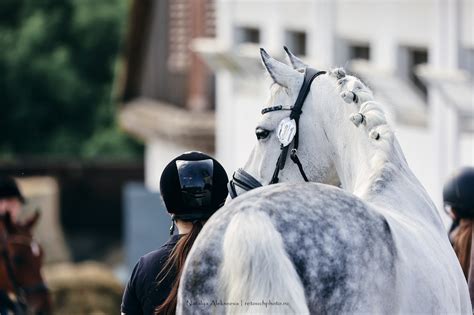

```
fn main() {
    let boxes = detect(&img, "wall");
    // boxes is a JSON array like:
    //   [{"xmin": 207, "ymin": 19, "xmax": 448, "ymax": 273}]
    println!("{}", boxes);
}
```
[
  {"xmin": 145, "ymin": 138, "xmax": 195, "ymax": 191},
  {"xmin": 212, "ymin": 0, "xmax": 473, "ymax": 215}
]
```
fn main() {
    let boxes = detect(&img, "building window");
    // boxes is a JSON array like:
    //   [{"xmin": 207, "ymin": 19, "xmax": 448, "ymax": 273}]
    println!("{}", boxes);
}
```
[
  {"xmin": 459, "ymin": 48, "xmax": 474, "ymax": 76},
  {"xmin": 236, "ymin": 26, "xmax": 260, "ymax": 44},
  {"xmin": 167, "ymin": 0, "xmax": 215, "ymax": 74},
  {"xmin": 408, "ymin": 48, "xmax": 428, "ymax": 97},
  {"xmin": 350, "ymin": 44, "xmax": 370, "ymax": 60},
  {"xmin": 168, "ymin": 0, "xmax": 191, "ymax": 72},
  {"xmin": 285, "ymin": 30, "xmax": 307, "ymax": 56}
]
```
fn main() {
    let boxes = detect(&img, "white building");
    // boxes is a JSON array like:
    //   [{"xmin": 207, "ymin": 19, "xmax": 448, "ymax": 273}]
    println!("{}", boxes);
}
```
[{"xmin": 193, "ymin": 0, "xmax": 474, "ymax": 217}]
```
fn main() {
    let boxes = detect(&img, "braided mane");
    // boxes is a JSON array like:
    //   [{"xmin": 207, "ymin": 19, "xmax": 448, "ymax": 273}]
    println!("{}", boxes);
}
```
[
  {"xmin": 330, "ymin": 68, "xmax": 394, "ymax": 149},
  {"xmin": 328, "ymin": 68, "xmax": 399, "ymax": 194}
]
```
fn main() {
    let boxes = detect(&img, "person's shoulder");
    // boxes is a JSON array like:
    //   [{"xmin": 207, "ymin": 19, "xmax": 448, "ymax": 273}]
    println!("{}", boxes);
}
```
[
  {"xmin": 139, "ymin": 236, "xmax": 180, "ymax": 268},
  {"xmin": 141, "ymin": 248, "xmax": 169, "ymax": 265}
]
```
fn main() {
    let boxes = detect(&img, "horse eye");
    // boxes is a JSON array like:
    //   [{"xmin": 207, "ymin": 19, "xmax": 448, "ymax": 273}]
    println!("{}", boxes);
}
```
[{"xmin": 255, "ymin": 128, "xmax": 270, "ymax": 140}]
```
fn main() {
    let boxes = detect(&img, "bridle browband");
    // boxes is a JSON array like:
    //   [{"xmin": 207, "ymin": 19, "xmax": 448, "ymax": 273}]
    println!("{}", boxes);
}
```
[{"xmin": 228, "ymin": 68, "xmax": 326, "ymax": 199}]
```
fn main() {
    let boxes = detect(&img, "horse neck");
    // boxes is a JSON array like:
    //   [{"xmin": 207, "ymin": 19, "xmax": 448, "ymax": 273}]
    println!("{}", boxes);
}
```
[
  {"xmin": 365, "ymin": 140, "xmax": 444, "ymax": 232},
  {"xmin": 317, "ymin": 95, "xmax": 445, "ymax": 233}
]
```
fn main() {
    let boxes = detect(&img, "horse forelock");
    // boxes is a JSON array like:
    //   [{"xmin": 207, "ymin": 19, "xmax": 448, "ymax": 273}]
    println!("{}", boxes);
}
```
[
  {"xmin": 266, "ymin": 74, "xmax": 304, "ymax": 107},
  {"xmin": 268, "ymin": 83, "xmax": 288, "ymax": 104}
]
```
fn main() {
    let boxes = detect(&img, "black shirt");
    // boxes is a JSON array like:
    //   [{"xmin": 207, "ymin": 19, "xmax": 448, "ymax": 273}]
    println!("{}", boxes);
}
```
[{"xmin": 121, "ymin": 235, "xmax": 181, "ymax": 315}]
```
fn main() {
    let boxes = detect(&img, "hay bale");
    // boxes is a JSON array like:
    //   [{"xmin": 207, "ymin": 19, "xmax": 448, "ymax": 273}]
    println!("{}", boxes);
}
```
[{"xmin": 43, "ymin": 262, "xmax": 123, "ymax": 315}]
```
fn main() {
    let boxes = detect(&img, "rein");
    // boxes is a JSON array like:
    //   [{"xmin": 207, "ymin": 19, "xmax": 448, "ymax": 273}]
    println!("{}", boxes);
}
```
[{"xmin": 228, "ymin": 68, "xmax": 326, "ymax": 199}]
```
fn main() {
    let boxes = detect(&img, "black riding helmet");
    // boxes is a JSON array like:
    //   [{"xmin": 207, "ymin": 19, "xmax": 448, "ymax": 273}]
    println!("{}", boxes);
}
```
[
  {"xmin": 160, "ymin": 151, "xmax": 228, "ymax": 221},
  {"xmin": 443, "ymin": 167, "xmax": 474, "ymax": 218},
  {"xmin": 0, "ymin": 176, "xmax": 25, "ymax": 203}
]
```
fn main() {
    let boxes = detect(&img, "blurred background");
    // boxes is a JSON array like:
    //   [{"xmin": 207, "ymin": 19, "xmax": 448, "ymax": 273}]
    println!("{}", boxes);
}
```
[{"xmin": 0, "ymin": 0, "xmax": 472, "ymax": 313}]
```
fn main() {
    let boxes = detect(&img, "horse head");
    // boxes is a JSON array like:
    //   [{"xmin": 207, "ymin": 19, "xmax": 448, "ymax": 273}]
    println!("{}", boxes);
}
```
[
  {"xmin": 0, "ymin": 211, "xmax": 52, "ymax": 314},
  {"xmin": 228, "ymin": 47, "xmax": 402, "ymax": 200}
]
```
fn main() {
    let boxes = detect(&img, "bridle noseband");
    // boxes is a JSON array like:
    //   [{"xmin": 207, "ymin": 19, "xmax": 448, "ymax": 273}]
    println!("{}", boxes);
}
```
[{"xmin": 228, "ymin": 68, "xmax": 326, "ymax": 199}]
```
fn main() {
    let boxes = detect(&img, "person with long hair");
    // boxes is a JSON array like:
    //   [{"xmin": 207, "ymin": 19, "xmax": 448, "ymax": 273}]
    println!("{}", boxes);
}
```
[
  {"xmin": 121, "ymin": 152, "xmax": 229, "ymax": 315},
  {"xmin": 444, "ymin": 167, "xmax": 474, "ymax": 280}
]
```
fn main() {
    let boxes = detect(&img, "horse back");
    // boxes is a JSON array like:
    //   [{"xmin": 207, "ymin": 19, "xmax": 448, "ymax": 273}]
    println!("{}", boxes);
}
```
[
  {"xmin": 178, "ymin": 183, "xmax": 397, "ymax": 314},
  {"xmin": 260, "ymin": 183, "xmax": 397, "ymax": 313}
]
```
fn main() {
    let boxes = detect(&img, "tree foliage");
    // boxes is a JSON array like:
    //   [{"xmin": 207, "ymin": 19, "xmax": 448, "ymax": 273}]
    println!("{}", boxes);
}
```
[{"xmin": 0, "ymin": 0, "xmax": 142, "ymax": 159}]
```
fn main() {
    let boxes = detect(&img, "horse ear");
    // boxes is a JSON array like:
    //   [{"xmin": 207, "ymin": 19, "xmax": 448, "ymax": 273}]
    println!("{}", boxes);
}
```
[
  {"xmin": 283, "ymin": 46, "xmax": 308, "ymax": 71},
  {"xmin": 24, "ymin": 210, "xmax": 40, "ymax": 230},
  {"xmin": 260, "ymin": 48, "xmax": 300, "ymax": 88}
]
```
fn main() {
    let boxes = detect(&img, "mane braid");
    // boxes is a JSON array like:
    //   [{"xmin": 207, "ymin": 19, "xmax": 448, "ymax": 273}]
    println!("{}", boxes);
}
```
[
  {"xmin": 331, "ymin": 69, "xmax": 397, "ymax": 195},
  {"xmin": 334, "ymin": 71, "xmax": 394, "ymax": 142}
]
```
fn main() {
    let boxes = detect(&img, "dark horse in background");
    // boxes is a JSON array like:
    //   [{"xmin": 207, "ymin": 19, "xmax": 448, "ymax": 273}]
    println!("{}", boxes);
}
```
[{"xmin": 0, "ymin": 213, "xmax": 51, "ymax": 315}]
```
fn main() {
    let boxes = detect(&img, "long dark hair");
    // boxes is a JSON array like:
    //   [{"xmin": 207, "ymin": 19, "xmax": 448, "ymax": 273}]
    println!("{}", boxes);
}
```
[
  {"xmin": 452, "ymin": 218, "xmax": 473, "ymax": 280},
  {"xmin": 155, "ymin": 221, "xmax": 203, "ymax": 315}
]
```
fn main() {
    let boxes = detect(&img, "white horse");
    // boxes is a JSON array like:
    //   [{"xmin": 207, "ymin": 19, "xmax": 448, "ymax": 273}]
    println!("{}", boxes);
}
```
[{"xmin": 176, "ymin": 48, "xmax": 471, "ymax": 314}]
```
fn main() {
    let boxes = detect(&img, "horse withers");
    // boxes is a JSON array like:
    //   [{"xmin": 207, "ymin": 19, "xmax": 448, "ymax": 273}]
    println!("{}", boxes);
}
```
[
  {"xmin": 177, "ymin": 48, "xmax": 471, "ymax": 314},
  {"xmin": 0, "ymin": 212, "xmax": 51, "ymax": 315}
]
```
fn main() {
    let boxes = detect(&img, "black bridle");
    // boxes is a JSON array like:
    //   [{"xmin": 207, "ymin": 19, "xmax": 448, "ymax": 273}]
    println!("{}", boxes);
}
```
[{"xmin": 228, "ymin": 68, "xmax": 326, "ymax": 199}]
